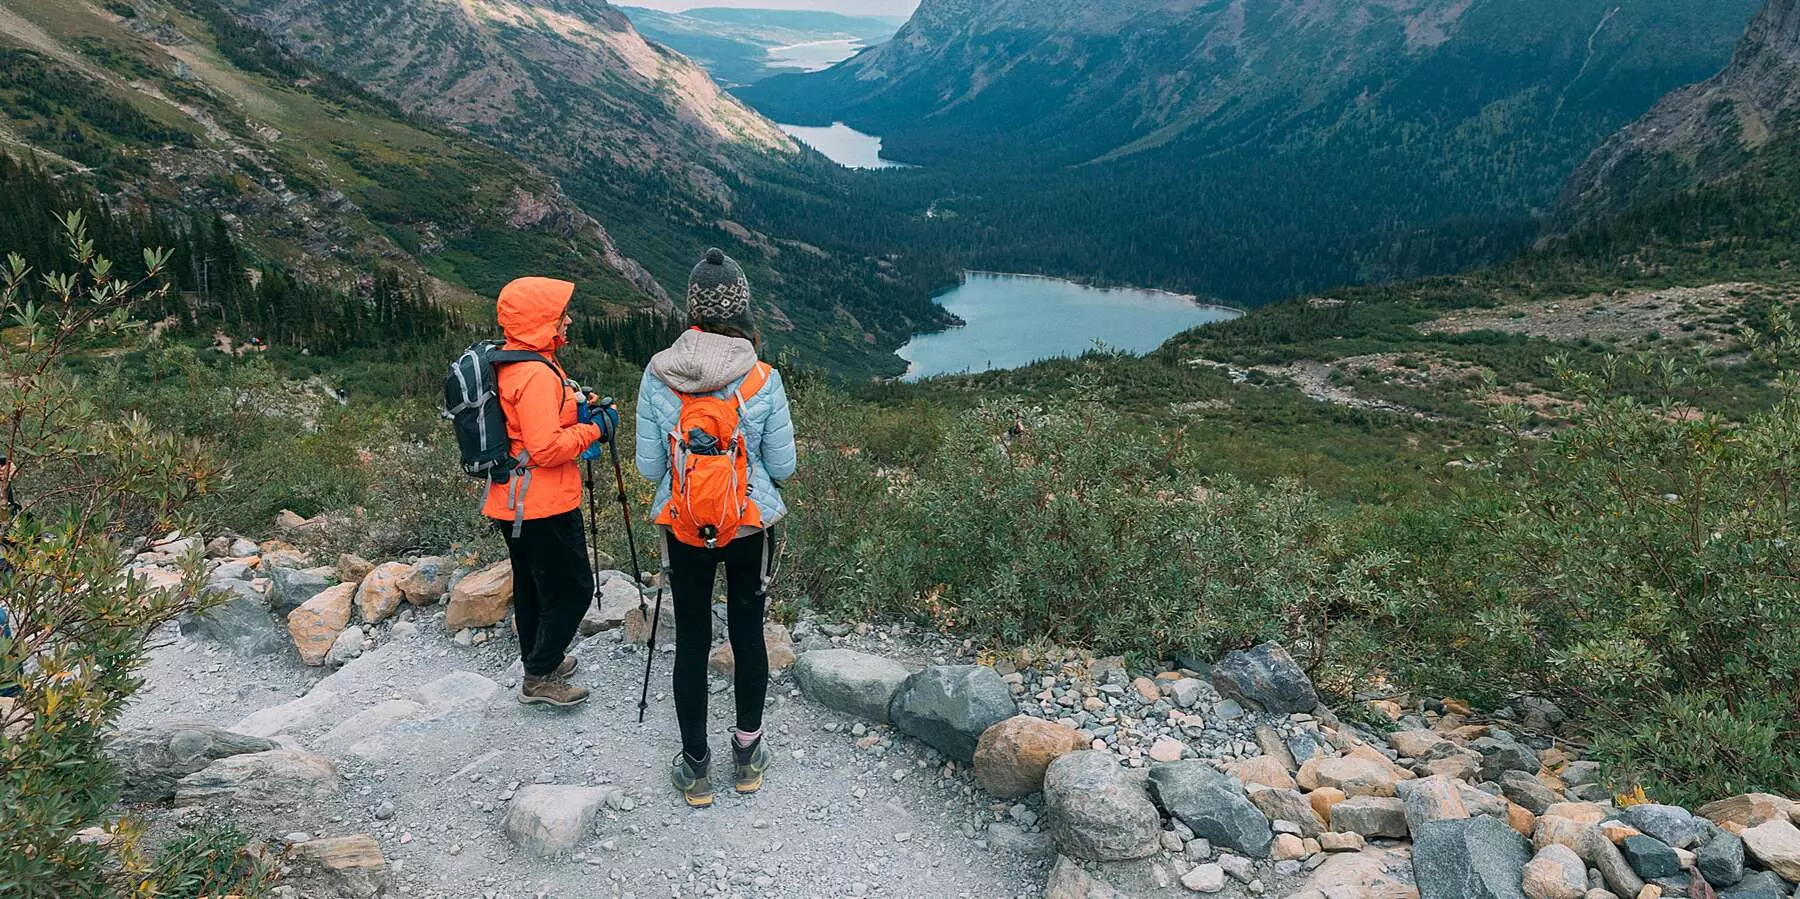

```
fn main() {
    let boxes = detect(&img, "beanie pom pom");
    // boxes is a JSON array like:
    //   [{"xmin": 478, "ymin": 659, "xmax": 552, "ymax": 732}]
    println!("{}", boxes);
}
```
[{"xmin": 705, "ymin": 247, "xmax": 725, "ymax": 265}]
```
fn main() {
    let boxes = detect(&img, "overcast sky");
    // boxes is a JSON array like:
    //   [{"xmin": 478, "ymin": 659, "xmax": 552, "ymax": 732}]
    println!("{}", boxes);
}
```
[{"xmin": 626, "ymin": 0, "xmax": 921, "ymax": 16}]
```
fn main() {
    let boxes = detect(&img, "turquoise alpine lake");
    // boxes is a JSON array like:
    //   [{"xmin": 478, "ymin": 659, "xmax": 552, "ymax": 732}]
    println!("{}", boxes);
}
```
[
  {"xmin": 898, "ymin": 272, "xmax": 1241, "ymax": 381},
  {"xmin": 777, "ymin": 122, "xmax": 912, "ymax": 170}
]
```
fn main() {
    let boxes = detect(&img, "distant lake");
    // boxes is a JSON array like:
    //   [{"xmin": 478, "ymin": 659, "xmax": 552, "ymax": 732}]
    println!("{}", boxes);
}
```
[
  {"xmin": 766, "ymin": 38, "xmax": 864, "ymax": 72},
  {"xmin": 898, "ymin": 272, "xmax": 1241, "ymax": 381},
  {"xmin": 778, "ymin": 122, "xmax": 912, "ymax": 170}
]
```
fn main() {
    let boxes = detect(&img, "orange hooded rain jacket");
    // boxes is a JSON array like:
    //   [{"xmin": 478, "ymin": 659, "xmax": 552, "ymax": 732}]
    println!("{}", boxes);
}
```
[{"xmin": 481, "ymin": 277, "xmax": 601, "ymax": 523}]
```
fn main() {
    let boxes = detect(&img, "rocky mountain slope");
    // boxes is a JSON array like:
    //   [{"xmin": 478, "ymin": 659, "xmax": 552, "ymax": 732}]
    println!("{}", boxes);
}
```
[
  {"xmin": 0, "ymin": 0, "xmax": 667, "ymax": 310},
  {"xmin": 1563, "ymin": 0, "xmax": 1800, "ymax": 219}
]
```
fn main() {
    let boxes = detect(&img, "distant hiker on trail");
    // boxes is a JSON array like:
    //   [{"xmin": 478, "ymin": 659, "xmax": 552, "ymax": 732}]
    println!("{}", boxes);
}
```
[
  {"xmin": 637, "ymin": 248, "xmax": 796, "ymax": 807},
  {"xmin": 479, "ymin": 277, "xmax": 617, "ymax": 708}
]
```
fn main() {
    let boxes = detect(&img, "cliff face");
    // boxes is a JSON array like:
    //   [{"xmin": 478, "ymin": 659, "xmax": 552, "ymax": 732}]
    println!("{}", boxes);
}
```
[{"xmin": 1563, "ymin": 0, "xmax": 1800, "ymax": 218}]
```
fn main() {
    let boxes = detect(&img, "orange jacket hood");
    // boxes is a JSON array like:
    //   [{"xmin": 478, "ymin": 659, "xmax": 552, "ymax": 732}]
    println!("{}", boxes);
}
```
[{"xmin": 498, "ymin": 277, "xmax": 576, "ymax": 353}]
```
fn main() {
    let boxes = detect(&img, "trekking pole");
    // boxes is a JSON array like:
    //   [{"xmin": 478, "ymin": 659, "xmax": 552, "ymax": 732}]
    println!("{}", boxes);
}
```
[
  {"xmin": 582, "ymin": 459, "xmax": 603, "ymax": 586},
  {"xmin": 588, "ymin": 396, "xmax": 664, "ymax": 723}
]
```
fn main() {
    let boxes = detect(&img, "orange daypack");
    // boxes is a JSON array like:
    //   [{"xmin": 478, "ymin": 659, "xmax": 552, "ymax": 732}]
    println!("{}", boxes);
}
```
[{"xmin": 656, "ymin": 362, "xmax": 772, "ymax": 549}]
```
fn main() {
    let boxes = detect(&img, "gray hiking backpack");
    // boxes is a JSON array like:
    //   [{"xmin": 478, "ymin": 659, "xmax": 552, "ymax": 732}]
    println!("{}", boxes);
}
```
[{"xmin": 442, "ymin": 340, "xmax": 554, "ymax": 485}]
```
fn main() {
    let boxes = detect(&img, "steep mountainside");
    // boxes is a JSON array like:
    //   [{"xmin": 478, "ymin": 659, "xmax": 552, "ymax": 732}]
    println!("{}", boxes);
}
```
[
  {"xmin": 741, "ymin": 0, "xmax": 1765, "ymax": 303},
  {"xmin": 1563, "ymin": 0, "xmax": 1800, "ymax": 219},
  {"xmin": 0, "ymin": 0, "xmax": 664, "ymax": 310}
]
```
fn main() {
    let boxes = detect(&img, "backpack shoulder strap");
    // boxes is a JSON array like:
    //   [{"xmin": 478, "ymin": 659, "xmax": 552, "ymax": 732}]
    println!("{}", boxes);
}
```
[{"xmin": 733, "ymin": 362, "xmax": 772, "ymax": 406}]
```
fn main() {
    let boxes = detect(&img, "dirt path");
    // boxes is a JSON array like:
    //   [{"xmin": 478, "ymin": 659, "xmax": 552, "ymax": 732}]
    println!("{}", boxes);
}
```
[{"xmin": 123, "ymin": 606, "xmax": 1051, "ymax": 899}]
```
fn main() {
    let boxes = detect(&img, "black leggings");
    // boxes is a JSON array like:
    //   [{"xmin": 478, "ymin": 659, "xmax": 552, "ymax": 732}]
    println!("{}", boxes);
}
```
[
  {"xmin": 668, "ymin": 529, "xmax": 771, "ymax": 762},
  {"xmin": 497, "ymin": 509, "xmax": 595, "ymax": 677}
]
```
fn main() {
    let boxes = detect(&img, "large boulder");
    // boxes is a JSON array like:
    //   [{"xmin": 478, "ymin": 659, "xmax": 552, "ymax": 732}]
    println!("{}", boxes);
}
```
[
  {"xmin": 1044, "ymin": 751, "xmax": 1161, "ymax": 862},
  {"xmin": 444, "ymin": 560, "xmax": 512, "ymax": 630},
  {"xmin": 793, "ymin": 650, "xmax": 911, "ymax": 723},
  {"xmin": 1299, "ymin": 754, "xmax": 1403, "ymax": 798},
  {"xmin": 174, "ymin": 748, "xmax": 341, "ymax": 808},
  {"xmin": 353, "ymin": 561, "xmax": 410, "ymax": 624},
  {"xmin": 1147, "ymin": 760, "xmax": 1275, "ymax": 858},
  {"xmin": 1740, "ymin": 818, "xmax": 1800, "ymax": 882},
  {"xmin": 1699, "ymin": 795, "xmax": 1796, "ymax": 830},
  {"xmin": 108, "ymin": 721, "xmax": 278, "ymax": 802},
  {"xmin": 1209, "ymin": 642, "xmax": 1320, "ymax": 713},
  {"xmin": 581, "ymin": 576, "xmax": 643, "ymax": 634},
  {"xmin": 1621, "ymin": 804, "xmax": 1708, "ymax": 851},
  {"xmin": 1521, "ymin": 844, "xmax": 1588, "ymax": 899},
  {"xmin": 975, "ymin": 716, "xmax": 1087, "ymax": 799},
  {"xmin": 888, "ymin": 665, "xmax": 1016, "ymax": 762},
  {"xmin": 1620, "ymin": 835, "xmax": 1681, "ymax": 880},
  {"xmin": 1697, "ymin": 831, "xmax": 1746, "ymax": 887},
  {"xmin": 179, "ymin": 582, "xmax": 284, "ymax": 655},
  {"xmin": 288, "ymin": 584, "xmax": 356, "ymax": 666},
  {"xmin": 397, "ymin": 556, "xmax": 452, "ymax": 605},
  {"xmin": 1412, "ymin": 816, "xmax": 1532, "ymax": 899},
  {"xmin": 502, "ymin": 786, "xmax": 611, "ymax": 857}
]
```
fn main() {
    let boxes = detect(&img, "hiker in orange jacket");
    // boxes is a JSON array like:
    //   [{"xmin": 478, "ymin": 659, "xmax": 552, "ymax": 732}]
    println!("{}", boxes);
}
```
[{"xmin": 481, "ymin": 277, "xmax": 615, "ymax": 707}]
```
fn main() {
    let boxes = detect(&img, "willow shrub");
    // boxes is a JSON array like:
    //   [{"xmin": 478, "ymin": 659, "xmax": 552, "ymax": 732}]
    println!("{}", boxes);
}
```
[{"xmin": 783, "ymin": 397, "xmax": 1394, "ymax": 664}]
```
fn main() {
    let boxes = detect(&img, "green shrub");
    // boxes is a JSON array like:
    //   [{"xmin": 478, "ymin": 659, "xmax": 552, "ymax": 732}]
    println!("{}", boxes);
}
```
[
  {"xmin": 1592, "ymin": 691, "xmax": 1800, "ymax": 808},
  {"xmin": 0, "ymin": 216, "xmax": 221, "ymax": 896},
  {"xmin": 120, "ymin": 820, "xmax": 273, "ymax": 899}
]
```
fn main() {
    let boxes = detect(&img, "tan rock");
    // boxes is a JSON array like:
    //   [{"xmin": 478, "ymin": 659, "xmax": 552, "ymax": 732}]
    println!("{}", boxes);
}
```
[
  {"xmin": 1720, "ymin": 821, "xmax": 1747, "ymax": 836},
  {"xmin": 1303, "ymin": 837, "xmax": 1322, "ymax": 855},
  {"xmin": 1229, "ymin": 755, "xmax": 1298, "ymax": 791},
  {"xmin": 275, "ymin": 509, "xmax": 310, "ymax": 532},
  {"xmin": 1295, "ymin": 846, "xmax": 1421, "ymax": 899},
  {"xmin": 1366, "ymin": 700, "xmax": 1404, "ymax": 721},
  {"xmin": 623, "ymin": 604, "xmax": 674, "ymax": 646},
  {"xmin": 973, "ymin": 716, "xmax": 1086, "ymax": 800},
  {"xmin": 1310, "ymin": 787, "xmax": 1347, "ymax": 827},
  {"xmin": 707, "ymin": 624, "xmax": 798, "ymax": 676},
  {"xmin": 1423, "ymin": 751, "xmax": 1483, "ymax": 781},
  {"xmin": 1148, "ymin": 737, "xmax": 1186, "ymax": 763},
  {"xmin": 1248, "ymin": 787, "xmax": 1326, "ymax": 838},
  {"xmin": 1273, "ymin": 834, "xmax": 1307, "ymax": 860},
  {"xmin": 1131, "ymin": 677, "xmax": 1160, "ymax": 704},
  {"xmin": 1540, "ymin": 747, "xmax": 1573, "ymax": 770},
  {"xmin": 397, "ymin": 556, "xmax": 453, "ymax": 605},
  {"xmin": 1347, "ymin": 745, "xmax": 1414, "ymax": 780},
  {"xmin": 354, "ymin": 561, "xmax": 410, "ymax": 624},
  {"xmin": 1598, "ymin": 821, "xmax": 1642, "ymax": 845},
  {"xmin": 1509, "ymin": 802, "xmax": 1538, "ymax": 837},
  {"xmin": 289, "ymin": 584, "xmax": 355, "ymax": 666},
  {"xmin": 1544, "ymin": 803, "xmax": 1609, "ymax": 826},
  {"xmin": 1400, "ymin": 775, "xmax": 1469, "ymax": 831},
  {"xmin": 295, "ymin": 834, "xmax": 385, "ymax": 871},
  {"xmin": 1533, "ymin": 816, "xmax": 1595, "ymax": 854},
  {"xmin": 1448, "ymin": 725, "xmax": 1491, "ymax": 742},
  {"xmin": 1634, "ymin": 886, "xmax": 1661, "ymax": 899},
  {"xmin": 335, "ymin": 553, "xmax": 374, "ymax": 586},
  {"xmin": 1441, "ymin": 698, "xmax": 1472, "ymax": 716},
  {"xmin": 1387, "ymin": 730, "xmax": 1450, "ymax": 759},
  {"xmin": 1298, "ymin": 755, "xmax": 1400, "ymax": 798},
  {"xmin": 1699, "ymin": 793, "xmax": 1797, "ymax": 829},
  {"xmin": 1741, "ymin": 817, "xmax": 1800, "ymax": 882},
  {"xmin": 1522, "ymin": 844, "xmax": 1588, "ymax": 899},
  {"xmin": 444, "ymin": 560, "xmax": 512, "ymax": 631},
  {"xmin": 1319, "ymin": 832, "xmax": 1364, "ymax": 852}
]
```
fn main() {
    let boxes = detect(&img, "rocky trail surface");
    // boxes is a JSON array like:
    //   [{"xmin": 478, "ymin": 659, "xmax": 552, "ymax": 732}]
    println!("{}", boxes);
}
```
[{"xmin": 108, "ymin": 530, "xmax": 1800, "ymax": 899}]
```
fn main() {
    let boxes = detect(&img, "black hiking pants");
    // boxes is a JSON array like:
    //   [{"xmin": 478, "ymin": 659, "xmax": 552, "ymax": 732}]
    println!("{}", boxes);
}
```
[
  {"xmin": 497, "ymin": 508, "xmax": 594, "ymax": 678},
  {"xmin": 668, "ymin": 529, "xmax": 772, "ymax": 762}
]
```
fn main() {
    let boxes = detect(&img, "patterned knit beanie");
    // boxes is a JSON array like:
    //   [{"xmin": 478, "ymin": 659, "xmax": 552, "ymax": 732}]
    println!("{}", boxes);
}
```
[{"xmin": 686, "ymin": 248, "xmax": 755, "ymax": 339}]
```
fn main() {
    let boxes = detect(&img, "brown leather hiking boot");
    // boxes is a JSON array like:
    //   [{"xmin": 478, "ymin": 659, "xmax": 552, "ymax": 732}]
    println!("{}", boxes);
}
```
[
  {"xmin": 552, "ymin": 655, "xmax": 578, "ymax": 679},
  {"xmin": 518, "ymin": 675, "xmax": 589, "ymax": 707}
]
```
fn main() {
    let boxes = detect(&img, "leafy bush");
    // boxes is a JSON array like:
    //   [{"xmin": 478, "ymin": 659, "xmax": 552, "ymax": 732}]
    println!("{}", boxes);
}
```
[
  {"xmin": 116, "ymin": 820, "xmax": 274, "ymax": 899},
  {"xmin": 0, "ymin": 215, "xmax": 222, "ymax": 896}
]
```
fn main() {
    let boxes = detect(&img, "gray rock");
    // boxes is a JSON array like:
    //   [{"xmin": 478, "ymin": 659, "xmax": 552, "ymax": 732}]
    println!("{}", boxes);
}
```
[
  {"xmin": 270, "ymin": 567, "xmax": 332, "ymax": 615},
  {"xmin": 1517, "ymin": 697, "xmax": 1567, "ymax": 734},
  {"xmin": 1170, "ymin": 678, "xmax": 1207, "ymax": 708},
  {"xmin": 174, "ymin": 749, "xmax": 341, "ymax": 808},
  {"xmin": 1622, "ymin": 835, "xmax": 1682, "ymax": 881},
  {"xmin": 987, "ymin": 822, "xmax": 1055, "ymax": 858},
  {"xmin": 1044, "ymin": 854, "xmax": 1125, "ymax": 899},
  {"xmin": 1561, "ymin": 762, "xmax": 1602, "ymax": 788},
  {"xmin": 1500, "ymin": 770, "xmax": 1559, "ymax": 815},
  {"xmin": 1699, "ymin": 832, "xmax": 1746, "ymax": 887},
  {"xmin": 1287, "ymin": 731, "xmax": 1328, "ymax": 765},
  {"xmin": 179, "ymin": 584, "xmax": 284, "ymax": 655},
  {"xmin": 1146, "ymin": 760, "xmax": 1274, "ymax": 858},
  {"xmin": 1218, "ymin": 853, "xmax": 1256, "ymax": 882},
  {"xmin": 1620, "ymin": 805, "xmax": 1706, "ymax": 851},
  {"xmin": 1719, "ymin": 871, "xmax": 1790, "ymax": 899},
  {"xmin": 1582, "ymin": 827, "xmax": 1646, "ymax": 899},
  {"xmin": 793, "ymin": 650, "xmax": 911, "ymax": 724},
  {"xmin": 1470, "ymin": 734, "xmax": 1538, "ymax": 782},
  {"xmin": 1413, "ymin": 816, "xmax": 1532, "ymax": 899},
  {"xmin": 1044, "ymin": 751, "xmax": 1161, "ymax": 862},
  {"xmin": 502, "ymin": 786, "xmax": 610, "ymax": 857},
  {"xmin": 1332, "ymin": 796, "xmax": 1411, "ymax": 839},
  {"xmin": 231, "ymin": 689, "xmax": 342, "ymax": 738},
  {"xmin": 1208, "ymin": 643, "xmax": 1319, "ymax": 714},
  {"xmin": 888, "ymin": 665, "xmax": 1016, "ymax": 762},
  {"xmin": 108, "ymin": 721, "xmax": 279, "ymax": 802},
  {"xmin": 211, "ymin": 561, "xmax": 255, "ymax": 582},
  {"xmin": 325, "ymin": 626, "xmax": 364, "ymax": 668}
]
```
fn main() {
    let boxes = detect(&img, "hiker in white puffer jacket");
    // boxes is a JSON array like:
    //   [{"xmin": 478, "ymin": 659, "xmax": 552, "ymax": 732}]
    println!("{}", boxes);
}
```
[{"xmin": 636, "ymin": 248, "xmax": 795, "ymax": 808}]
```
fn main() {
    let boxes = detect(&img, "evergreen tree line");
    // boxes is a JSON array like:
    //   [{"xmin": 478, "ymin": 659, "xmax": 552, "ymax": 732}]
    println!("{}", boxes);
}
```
[{"xmin": 0, "ymin": 154, "xmax": 462, "ymax": 354}]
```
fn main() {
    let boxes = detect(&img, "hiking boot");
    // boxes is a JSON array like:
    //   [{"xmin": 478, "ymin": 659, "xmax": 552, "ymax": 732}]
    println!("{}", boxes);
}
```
[
  {"xmin": 671, "ymin": 751, "xmax": 714, "ymax": 808},
  {"xmin": 731, "ymin": 730, "xmax": 770, "ymax": 794},
  {"xmin": 518, "ymin": 675, "xmax": 589, "ymax": 707},
  {"xmin": 552, "ymin": 655, "xmax": 578, "ymax": 679}
]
